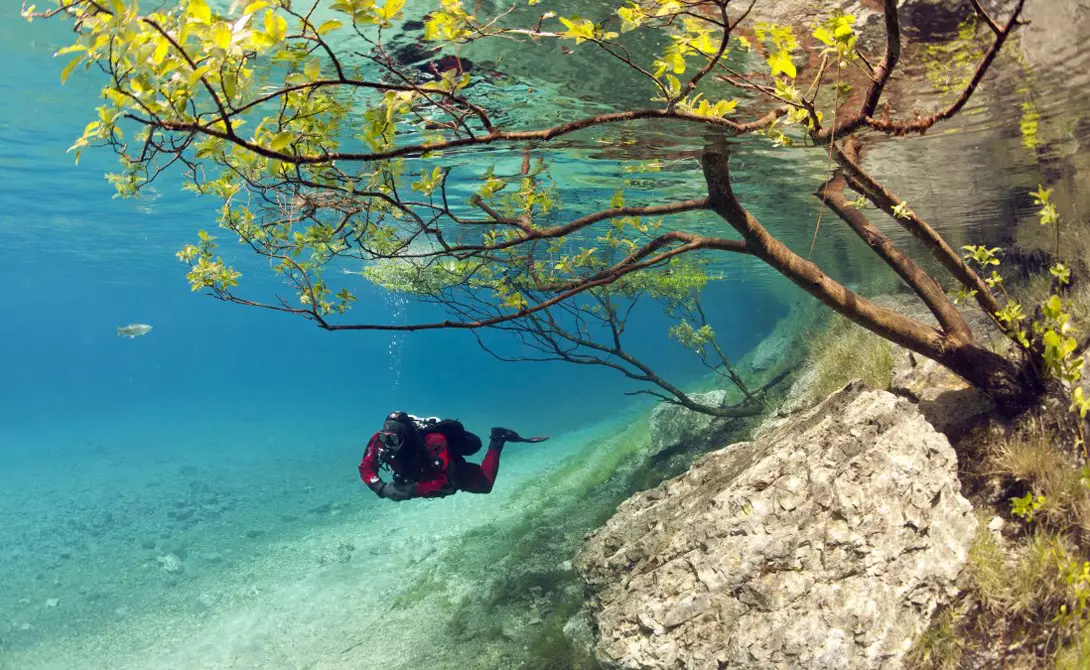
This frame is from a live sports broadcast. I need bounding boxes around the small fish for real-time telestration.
[117,323,153,339]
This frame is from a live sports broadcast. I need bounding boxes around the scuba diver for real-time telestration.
[359,411,548,501]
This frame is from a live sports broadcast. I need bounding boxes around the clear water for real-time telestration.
[1,1,1087,668]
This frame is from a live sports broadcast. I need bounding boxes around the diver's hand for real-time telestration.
[434,483,458,498]
[491,427,549,444]
[377,482,415,501]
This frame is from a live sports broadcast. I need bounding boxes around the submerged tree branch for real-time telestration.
[817,139,971,343]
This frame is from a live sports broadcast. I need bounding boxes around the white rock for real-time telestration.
[648,390,737,457]
[156,553,184,574]
[576,382,978,670]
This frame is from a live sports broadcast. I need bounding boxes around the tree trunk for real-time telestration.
[931,342,1041,416]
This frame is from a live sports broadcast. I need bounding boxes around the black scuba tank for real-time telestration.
[410,415,483,457]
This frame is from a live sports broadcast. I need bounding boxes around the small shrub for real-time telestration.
[1010,493,1047,522]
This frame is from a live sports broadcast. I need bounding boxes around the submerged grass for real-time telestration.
[387,421,659,670]
[392,396,775,670]
[805,314,895,403]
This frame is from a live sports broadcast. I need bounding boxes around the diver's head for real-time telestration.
[376,412,418,463]
[376,420,409,462]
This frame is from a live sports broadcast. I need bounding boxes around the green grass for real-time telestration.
[805,315,895,404]
[912,412,1090,667]
[383,422,663,670]
[905,607,964,670]
[1055,623,1090,670]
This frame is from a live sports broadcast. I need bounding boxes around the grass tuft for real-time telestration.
[805,315,895,403]
[905,607,964,670]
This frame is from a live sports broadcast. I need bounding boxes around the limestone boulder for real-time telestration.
[648,390,741,458]
[889,350,994,440]
[872,293,998,439]
[575,382,977,670]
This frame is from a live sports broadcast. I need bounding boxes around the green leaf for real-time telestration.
[813,26,835,46]
[304,57,321,80]
[269,131,294,151]
[316,19,342,35]
[212,22,232,50]
[767,51,796,78]
[59,56,83,84]
[558,16,595,44]
[188,0,212,24]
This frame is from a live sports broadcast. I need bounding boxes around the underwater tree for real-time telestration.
[28,0,1047,414]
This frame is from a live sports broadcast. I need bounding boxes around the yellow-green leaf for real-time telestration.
[188,64,211,86]
[151,38,170,64]
[212,22,232,50]
[188,0,211,24]
[768,51,796,78]
[55,43,88,57]
[269,131,294,151]
[243,0,269,16]
[316,19,342,35]
[378,0,406,21]
[264,10,287,42]
[60,56,83,84]
[813,26,834,46]
[558,16,595,44]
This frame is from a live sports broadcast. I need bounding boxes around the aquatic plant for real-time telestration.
[27,0,1054,414]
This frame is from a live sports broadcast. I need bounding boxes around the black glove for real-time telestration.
[377,482,415,501]
[490,427,550,444]
[490,427,520,442]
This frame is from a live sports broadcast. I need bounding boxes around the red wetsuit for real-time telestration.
[359,431,503,500]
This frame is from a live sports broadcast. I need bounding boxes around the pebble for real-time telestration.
[45,598,59,608]
[157,553,184,574]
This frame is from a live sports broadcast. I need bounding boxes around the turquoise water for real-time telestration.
[2,1,1089,668]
